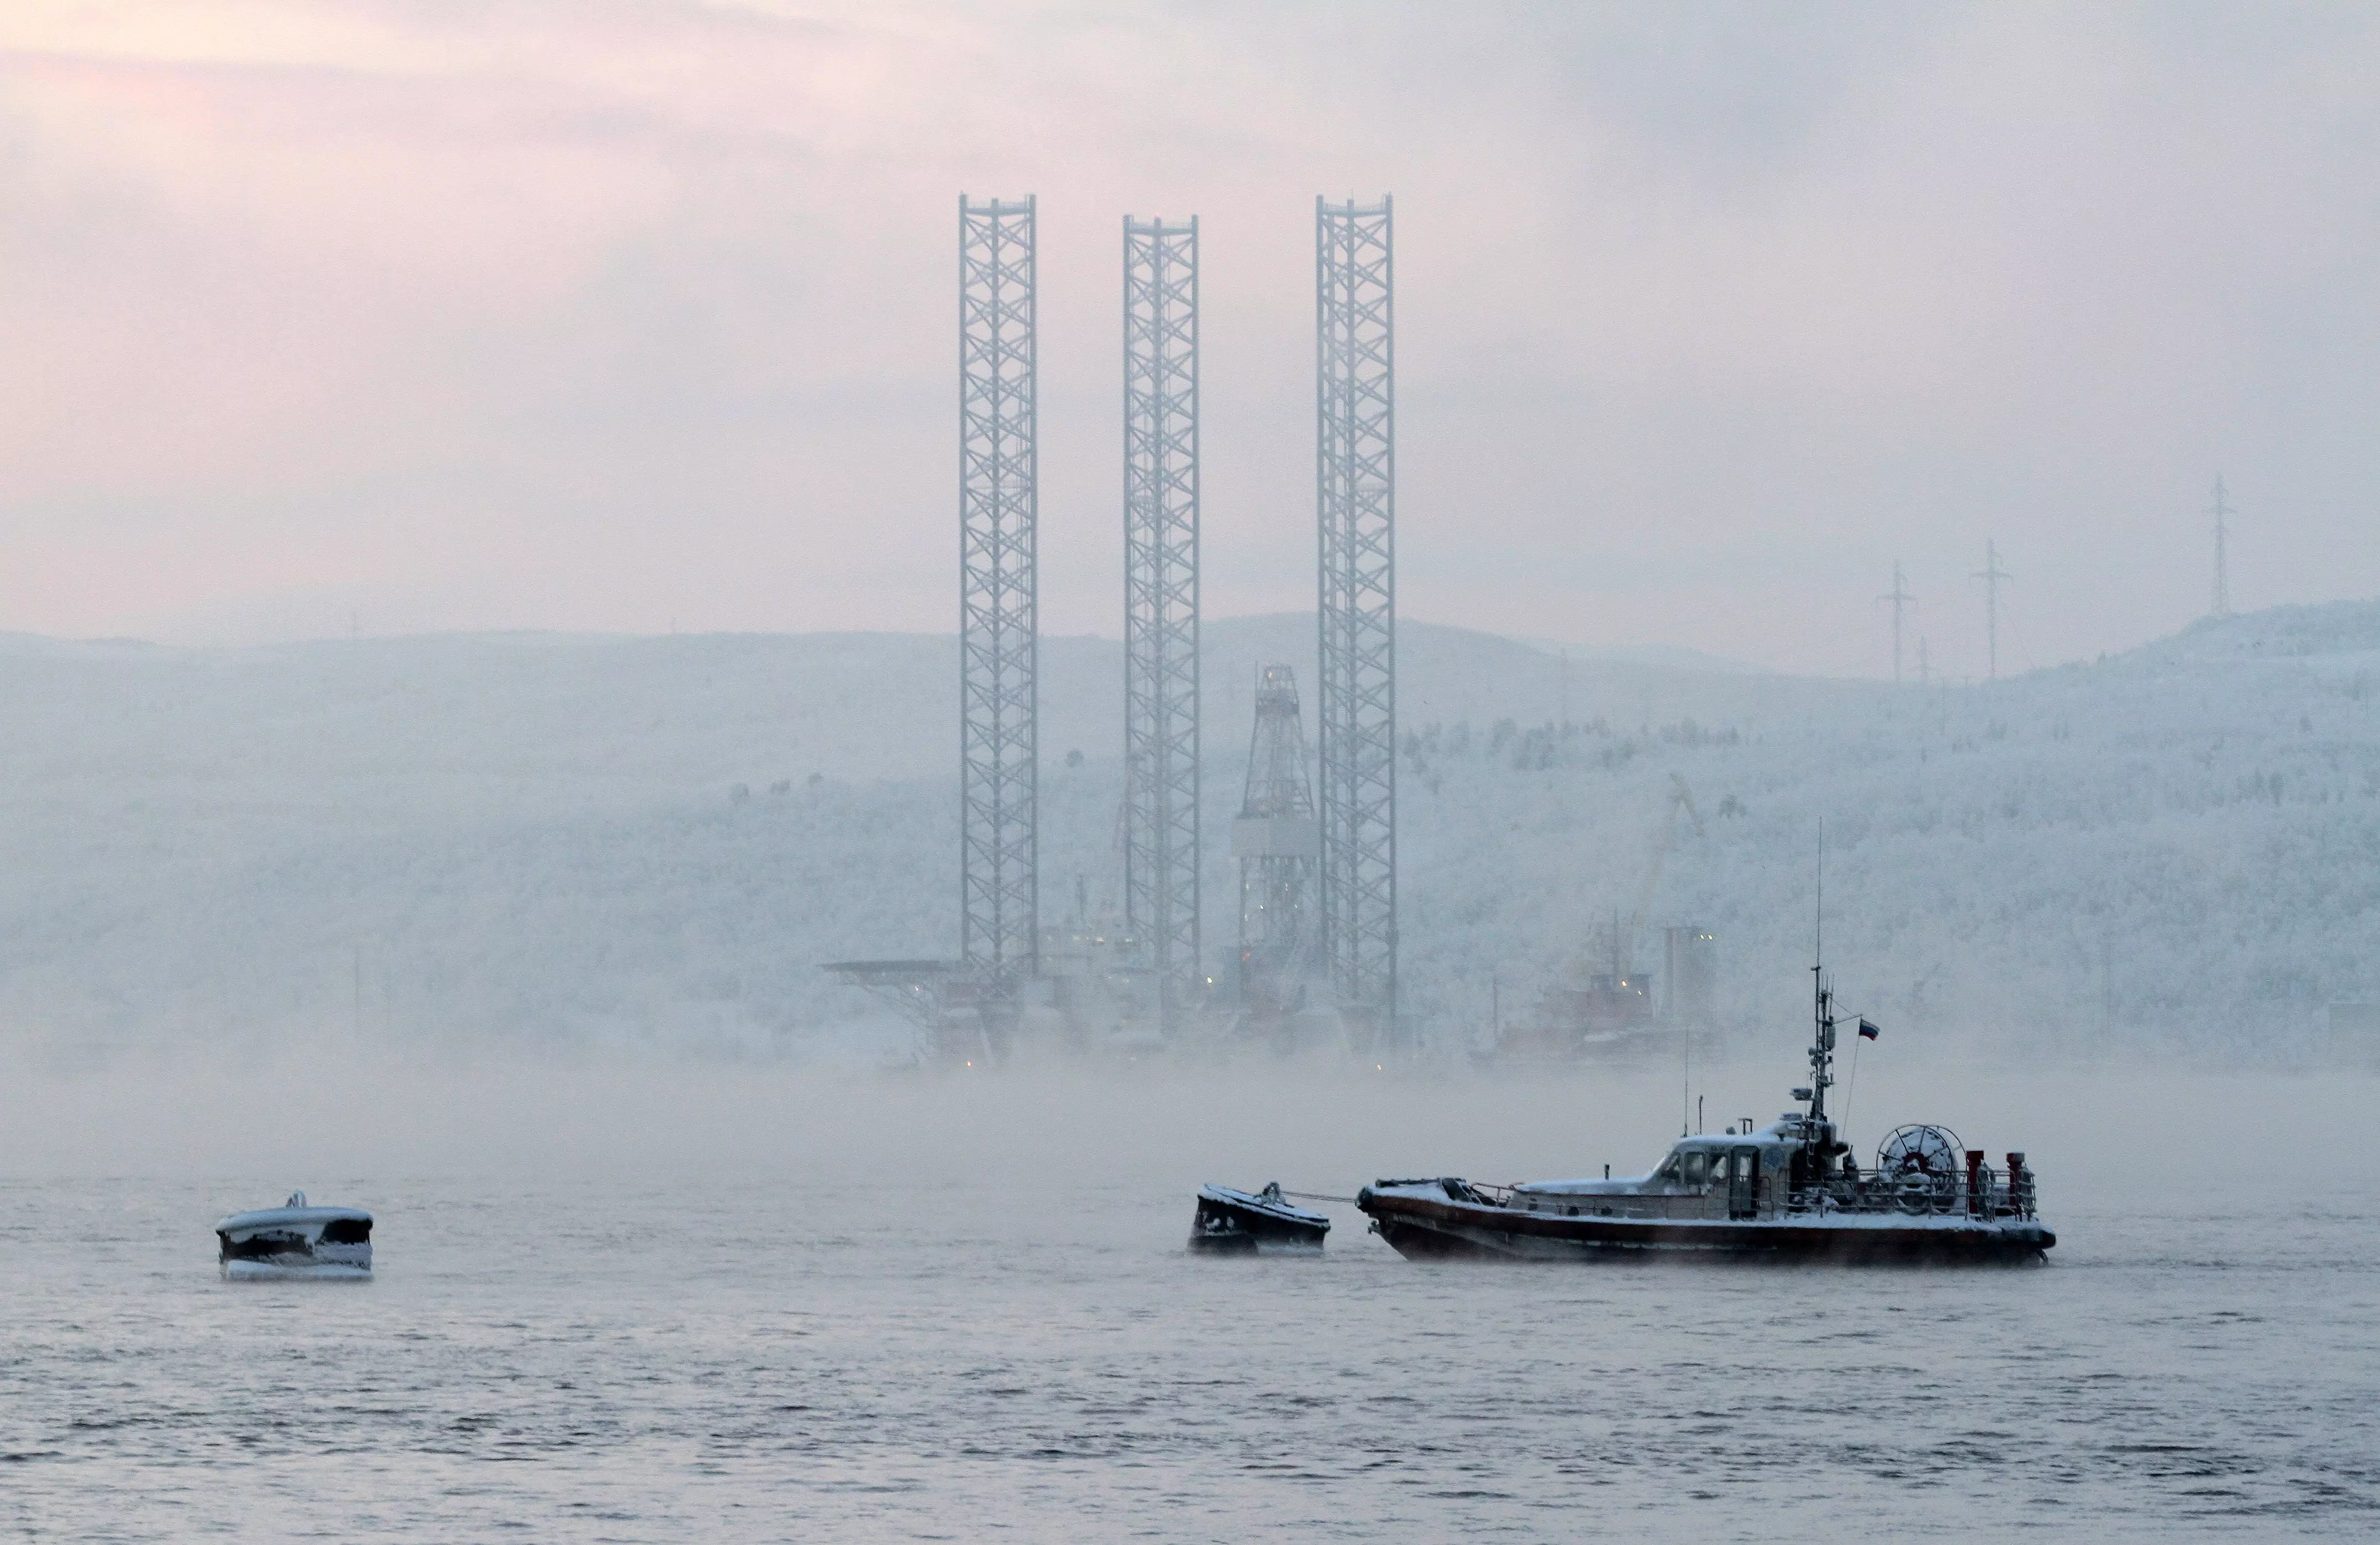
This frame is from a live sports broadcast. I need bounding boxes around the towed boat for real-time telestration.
[215,1191,373,1280]
[1360,965,2054,1266]
[1189,1181,1331,1253]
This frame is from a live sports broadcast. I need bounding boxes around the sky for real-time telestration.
[1,1,2375,677]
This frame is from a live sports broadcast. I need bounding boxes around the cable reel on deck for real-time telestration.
[1876,1124,1963,1214]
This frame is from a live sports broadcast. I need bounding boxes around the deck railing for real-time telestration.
[1419,1157,2040,1225]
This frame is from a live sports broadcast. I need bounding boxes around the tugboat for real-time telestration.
[1359,964,2054,1264]
[1188,1182,1331,1253]
[215,1191,374,1280]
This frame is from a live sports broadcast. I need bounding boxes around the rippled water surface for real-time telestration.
[5,1159,2377,1542]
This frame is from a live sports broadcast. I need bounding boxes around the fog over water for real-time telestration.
[6,1054,2378,1541]
[9,4,2380,1538]
[6,1047,2373,1197]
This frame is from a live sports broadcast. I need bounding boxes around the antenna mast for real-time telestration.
[1973,539,2012,680]
[1879,561,1913,686]
[2209,476,2233,618]
[1806,822,1833,1127]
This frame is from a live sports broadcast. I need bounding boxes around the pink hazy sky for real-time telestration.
[2,1,2376,675]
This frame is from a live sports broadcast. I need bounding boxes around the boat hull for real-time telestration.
[215,1202,374,1282]
[222,1258,372,1282]
[1189,1185,1331,1254]
[1361,1185,2053,1265]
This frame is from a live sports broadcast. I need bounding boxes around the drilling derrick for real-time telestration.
[959,195,1038,1030]
[1315,195,1396,1048]
[1233,665,1321,1023]
[1122,215,1201,1033]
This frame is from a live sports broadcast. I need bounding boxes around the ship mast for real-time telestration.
[1801,826,1834,1133]
[1805,966,1835,1128]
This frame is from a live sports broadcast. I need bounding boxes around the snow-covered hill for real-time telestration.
[2,604,2374,1063]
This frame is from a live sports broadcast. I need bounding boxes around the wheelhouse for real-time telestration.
[1497,1113,2038,1227]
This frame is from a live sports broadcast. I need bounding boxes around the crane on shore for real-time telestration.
[1626,773,1705,957]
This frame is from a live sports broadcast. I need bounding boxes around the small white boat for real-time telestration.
[214,1191,373,1280]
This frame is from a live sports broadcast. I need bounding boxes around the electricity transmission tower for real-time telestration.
[2209,475,2233,618]
[1233,665,1321,1023]
[1315,194,1396,1046]
[1973,538,2011,680]
[1122,214,1200,1030]
[959,195,1038,992]
[1880,561,1913,685]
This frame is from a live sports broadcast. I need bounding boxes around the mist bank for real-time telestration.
[3,603,2379,1062]
[6,1039,2374,1216]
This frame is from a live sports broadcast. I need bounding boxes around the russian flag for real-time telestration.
[1858,1018,1880,1040]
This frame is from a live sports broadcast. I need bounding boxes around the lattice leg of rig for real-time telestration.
[960,194,1038,1043]
[1123,215,1201,1036]
[1315,195,1395,1051]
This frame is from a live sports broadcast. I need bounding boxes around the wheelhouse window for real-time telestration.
[220,1230,308,1261]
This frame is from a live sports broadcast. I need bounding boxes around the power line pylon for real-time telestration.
[1122,214,1200,1032]
[1233,665,1321,1026]
[2209,475,2233,618]
[1973,538,2011,680]
[1879,560,1913,685]
[1315,194,1396,1050]
[959,194,1038,1008]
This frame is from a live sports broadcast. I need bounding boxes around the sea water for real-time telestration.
[2,1061,2375,1541]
